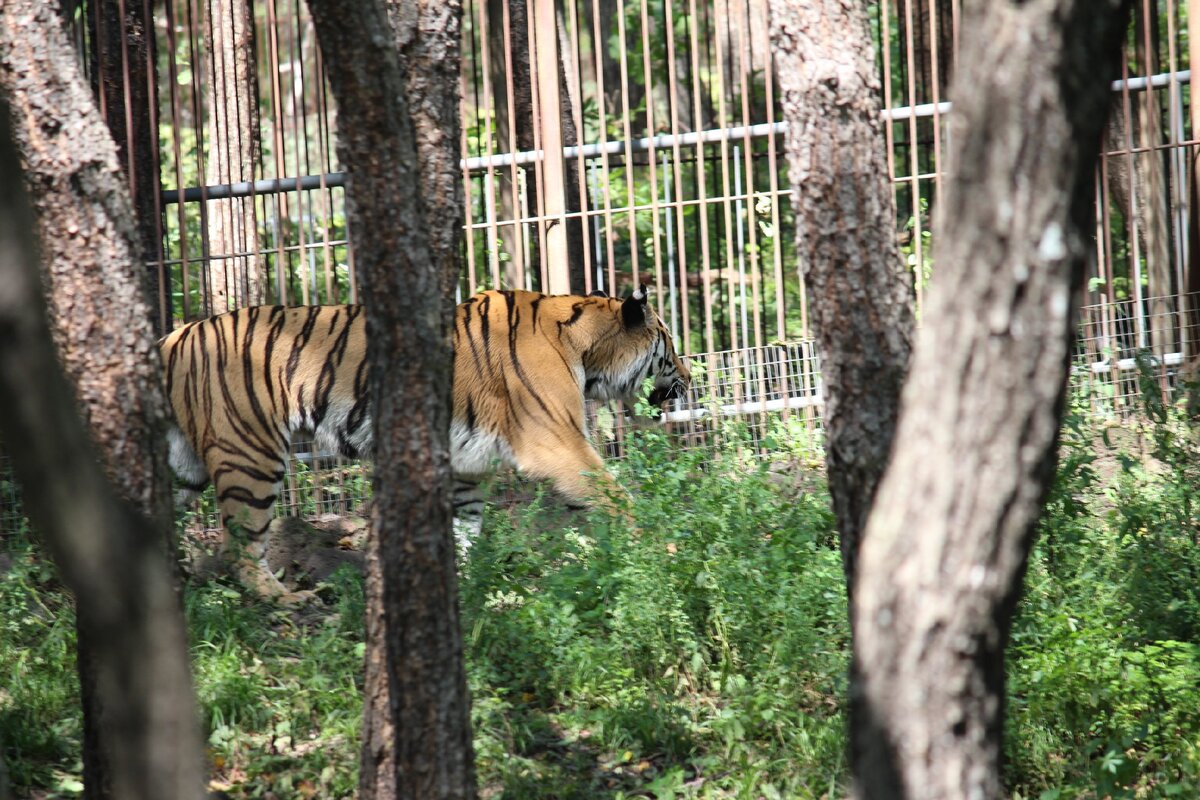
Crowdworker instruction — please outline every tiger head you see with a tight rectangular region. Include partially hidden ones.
[582,285,691,410]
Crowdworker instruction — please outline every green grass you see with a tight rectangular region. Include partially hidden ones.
[8,402,1200,798]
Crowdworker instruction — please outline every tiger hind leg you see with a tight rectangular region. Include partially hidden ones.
[212,460,316,605]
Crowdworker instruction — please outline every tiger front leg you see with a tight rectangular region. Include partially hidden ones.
[514,438,634,525]
[452,476,485,555]
[214,475,316,606]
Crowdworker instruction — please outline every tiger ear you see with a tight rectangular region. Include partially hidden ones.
[621,284,649,330]
[588,289,609,298]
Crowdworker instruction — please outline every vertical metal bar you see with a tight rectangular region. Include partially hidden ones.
[266,0,290,303]
[164,0,192,324]
[525,0,550,291]
[902,0,924,311]
[188,0,213,316]
[712,3,740,357]
[663,0,693,353]
[589,0,618,295]
[615,0,640,287]
[1167,0,1191,357]
[663,151,680,343]
[461,59,480,296]
[638,0,664,314]
[928,0,944,198]
[734,146,749,360]
[286,0,310,306]
[532,0,571,293]
[566,0,594,294]
[762,12,789,342]
[501,0,527,289]
[688,0,714,354]
[1119,58,1147,350]
[476,0,503,289]
[734,5,762,355]
[313,41,335,303]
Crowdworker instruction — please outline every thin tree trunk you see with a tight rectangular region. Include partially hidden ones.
[203,0,262,311]
[305,0,476,797]
[0,4,205,798]
[852,2,1131,798]
[86,0,166,333]
[768,0,915,593]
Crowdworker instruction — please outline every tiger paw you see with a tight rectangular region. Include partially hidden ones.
[273,588,319,606]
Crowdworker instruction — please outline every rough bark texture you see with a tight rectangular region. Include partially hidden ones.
[87,0,166,332]
[305,0,476,797]
[0,6,204,798]
[203,0,262,311]
[768,0,915,592]
[852,2,1131,798]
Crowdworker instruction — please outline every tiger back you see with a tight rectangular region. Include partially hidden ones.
[162,287,689,602]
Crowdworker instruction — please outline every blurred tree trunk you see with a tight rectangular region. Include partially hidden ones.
[203,0,263,311]
[768,0,914,595]
[306,0,476,797]
[86,0,166,332]
[0,3,205,799]
[853,1,1131,797]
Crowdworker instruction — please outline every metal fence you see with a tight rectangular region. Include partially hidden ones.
[1,0,1199,533]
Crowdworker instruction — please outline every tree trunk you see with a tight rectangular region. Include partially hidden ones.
[852,2,1131,798]
[305,0,476,797]
[203,0,263,311]
[0,4,205,799]
[768,0,915,593]
[86,0,166,332]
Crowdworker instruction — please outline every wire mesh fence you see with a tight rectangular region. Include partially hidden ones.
[2,0,1200,534]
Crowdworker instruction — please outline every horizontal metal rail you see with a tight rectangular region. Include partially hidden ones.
[161,69,1191,205]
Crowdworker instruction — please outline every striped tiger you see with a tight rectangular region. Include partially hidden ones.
[162,286,690,603]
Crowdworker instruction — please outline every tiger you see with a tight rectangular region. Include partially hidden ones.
[162,285,691,603]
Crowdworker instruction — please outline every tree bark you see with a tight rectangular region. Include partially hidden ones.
[852,2,1131,798]
[768,0,915,593]
[305,0,476,797]
[86,0,166,332]
[203,0,263,311]
[0,4,205,798]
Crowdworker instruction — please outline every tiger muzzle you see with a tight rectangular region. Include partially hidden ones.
[648,379,686,407]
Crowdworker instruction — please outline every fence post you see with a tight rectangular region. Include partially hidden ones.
[531,0,570,293]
